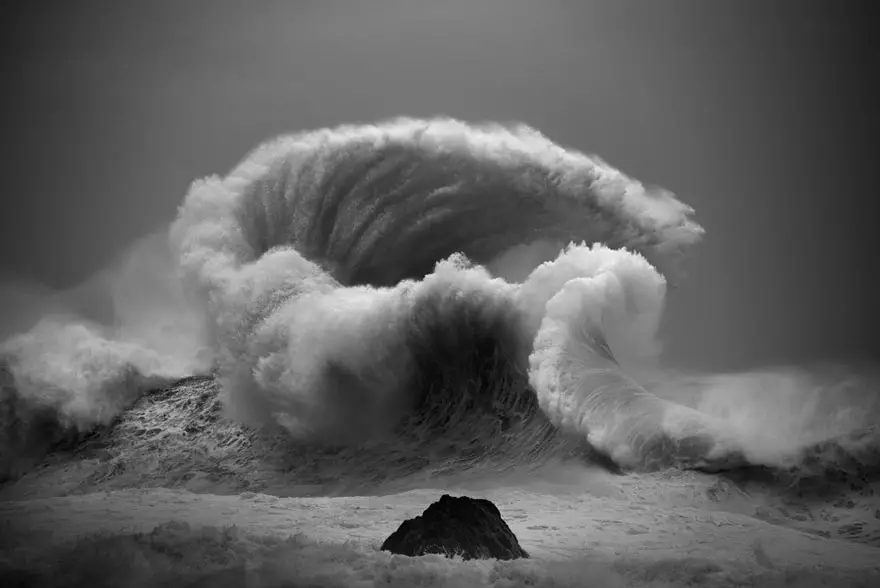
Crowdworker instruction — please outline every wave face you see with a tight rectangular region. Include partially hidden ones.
[3,117,878,482]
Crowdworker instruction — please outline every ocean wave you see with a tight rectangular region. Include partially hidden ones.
[167,117,703,467]
[2,117,877,481]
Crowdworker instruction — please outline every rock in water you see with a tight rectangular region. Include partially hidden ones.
[380,494,529,560]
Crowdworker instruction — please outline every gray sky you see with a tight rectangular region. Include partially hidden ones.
[1,0,876,371]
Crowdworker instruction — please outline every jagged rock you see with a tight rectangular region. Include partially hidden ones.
[380,494,528,560]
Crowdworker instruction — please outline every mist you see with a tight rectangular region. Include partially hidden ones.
[0,232,211,472]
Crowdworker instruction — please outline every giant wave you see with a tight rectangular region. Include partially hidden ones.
[2,117,878,483]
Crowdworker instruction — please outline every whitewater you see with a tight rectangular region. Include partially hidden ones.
[1,117,879,586]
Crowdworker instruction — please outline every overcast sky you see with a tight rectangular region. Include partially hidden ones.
[0,0,876,371]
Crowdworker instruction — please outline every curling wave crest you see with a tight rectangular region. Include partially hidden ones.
[2,117,877,482]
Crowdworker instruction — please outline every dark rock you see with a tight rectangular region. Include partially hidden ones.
[380,494,528,560]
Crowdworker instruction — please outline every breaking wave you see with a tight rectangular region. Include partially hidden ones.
[2,117,878,482]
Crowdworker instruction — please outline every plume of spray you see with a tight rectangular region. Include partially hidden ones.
[518,245,879,474]
[0,232,212,475]
[640,365,880,473]
[522,244,741,470]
